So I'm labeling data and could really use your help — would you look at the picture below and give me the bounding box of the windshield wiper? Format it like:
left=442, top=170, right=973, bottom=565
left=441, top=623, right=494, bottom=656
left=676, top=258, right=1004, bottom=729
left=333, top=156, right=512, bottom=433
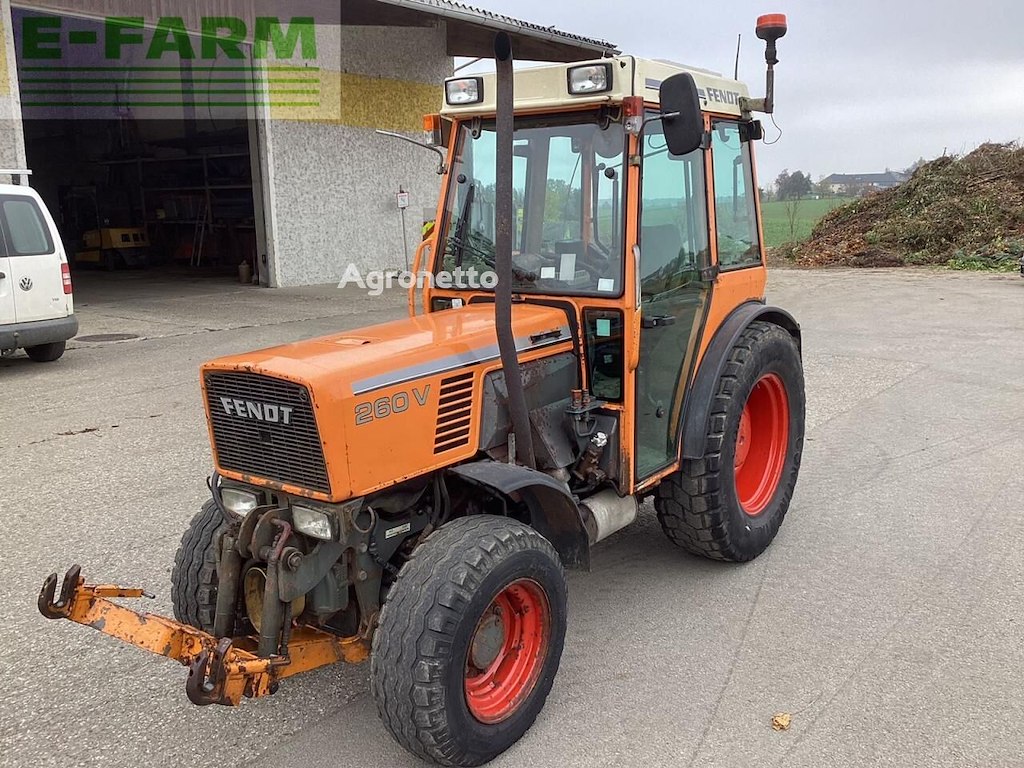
left=452, top=183, right=476, bottom=269
left=446, top=231, right=538, bottom=286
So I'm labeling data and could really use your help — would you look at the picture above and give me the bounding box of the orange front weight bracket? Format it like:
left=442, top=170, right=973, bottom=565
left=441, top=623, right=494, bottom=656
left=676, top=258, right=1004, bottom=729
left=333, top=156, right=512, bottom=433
left=38, top=565, right=370, bottom=706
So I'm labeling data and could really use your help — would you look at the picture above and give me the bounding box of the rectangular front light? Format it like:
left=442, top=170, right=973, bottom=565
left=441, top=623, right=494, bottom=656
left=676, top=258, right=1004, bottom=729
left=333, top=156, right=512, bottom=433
left=293, top=505, right=334, bottom=540
left=221, top=487, right=259, bottom=517
left=568, top=63, right=612, bottom=95
left=445, top=77, right=483, bottom=105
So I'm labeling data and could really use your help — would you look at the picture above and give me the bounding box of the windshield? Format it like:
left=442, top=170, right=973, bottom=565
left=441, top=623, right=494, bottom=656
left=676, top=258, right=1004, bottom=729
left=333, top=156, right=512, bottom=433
left=439, top=113, right=626, bottom=296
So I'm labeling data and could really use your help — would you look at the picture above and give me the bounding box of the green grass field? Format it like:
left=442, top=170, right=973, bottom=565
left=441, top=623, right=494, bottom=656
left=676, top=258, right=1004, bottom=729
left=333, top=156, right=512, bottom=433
left=760, top=197, right=853, bottom=248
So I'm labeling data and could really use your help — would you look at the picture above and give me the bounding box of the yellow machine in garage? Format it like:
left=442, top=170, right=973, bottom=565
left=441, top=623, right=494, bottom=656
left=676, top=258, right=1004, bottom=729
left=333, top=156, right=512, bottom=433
left=76, top=227, right=150, bottom=269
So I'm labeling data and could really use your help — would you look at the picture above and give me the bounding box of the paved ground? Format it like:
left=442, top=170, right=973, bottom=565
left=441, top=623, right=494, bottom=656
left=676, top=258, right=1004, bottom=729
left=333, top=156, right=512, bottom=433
left=1, top=268, right=1022, bottom=768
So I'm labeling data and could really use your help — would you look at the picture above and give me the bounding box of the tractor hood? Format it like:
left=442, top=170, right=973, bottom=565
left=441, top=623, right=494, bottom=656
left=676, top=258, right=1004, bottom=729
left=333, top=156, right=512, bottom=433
left=200, top=303, right=574, bottom=501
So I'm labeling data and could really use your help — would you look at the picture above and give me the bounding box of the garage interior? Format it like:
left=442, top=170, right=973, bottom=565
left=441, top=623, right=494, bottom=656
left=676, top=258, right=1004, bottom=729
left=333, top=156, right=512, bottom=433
left=13, top=7, right=262, bottom=286
left=24, top=117, right=258, bottom=275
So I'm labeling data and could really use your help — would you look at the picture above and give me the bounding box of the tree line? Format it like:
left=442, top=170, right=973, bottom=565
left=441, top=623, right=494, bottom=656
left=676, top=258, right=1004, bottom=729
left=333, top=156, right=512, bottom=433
left=772, top=169, right=813, bottom=201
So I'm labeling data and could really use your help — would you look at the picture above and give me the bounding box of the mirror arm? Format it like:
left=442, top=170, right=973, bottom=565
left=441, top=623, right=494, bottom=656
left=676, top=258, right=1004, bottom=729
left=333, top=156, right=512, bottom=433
left=374, top=129, right=448, bottom=175
left=739, top=96, right=768, bottom=118
left=636, top=110, right=679, bottom=138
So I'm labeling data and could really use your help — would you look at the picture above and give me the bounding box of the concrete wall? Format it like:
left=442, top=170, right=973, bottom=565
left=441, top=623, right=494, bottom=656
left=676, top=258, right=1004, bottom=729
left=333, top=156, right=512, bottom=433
left=0, top=0, right=26, bottom=175
left=262, top=23, right=451, bottom=287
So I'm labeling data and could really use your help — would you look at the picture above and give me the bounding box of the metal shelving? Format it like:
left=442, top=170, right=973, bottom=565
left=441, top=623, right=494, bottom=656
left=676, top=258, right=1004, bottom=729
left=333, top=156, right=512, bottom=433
left=99, top=150, right=256, bottom=265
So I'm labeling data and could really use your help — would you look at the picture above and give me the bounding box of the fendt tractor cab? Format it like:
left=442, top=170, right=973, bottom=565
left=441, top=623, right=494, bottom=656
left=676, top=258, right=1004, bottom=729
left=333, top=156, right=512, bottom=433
left=39, top=16, right=803, bottom=767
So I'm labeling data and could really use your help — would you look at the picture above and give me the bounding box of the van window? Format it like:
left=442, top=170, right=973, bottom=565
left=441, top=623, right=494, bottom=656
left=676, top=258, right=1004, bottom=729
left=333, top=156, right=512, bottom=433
left=2, top=197, right=54, bottom=256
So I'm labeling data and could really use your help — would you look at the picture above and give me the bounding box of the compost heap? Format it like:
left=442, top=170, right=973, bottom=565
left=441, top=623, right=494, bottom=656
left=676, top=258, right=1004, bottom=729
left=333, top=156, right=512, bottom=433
left=789, top=142, right=1024, bottom=268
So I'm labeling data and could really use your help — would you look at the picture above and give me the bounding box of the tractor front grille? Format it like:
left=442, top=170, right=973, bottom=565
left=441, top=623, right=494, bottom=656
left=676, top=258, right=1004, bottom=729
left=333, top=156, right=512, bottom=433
left=204, top=371, right=330, bottom=494
left=434, top=372, right=474, bottom=454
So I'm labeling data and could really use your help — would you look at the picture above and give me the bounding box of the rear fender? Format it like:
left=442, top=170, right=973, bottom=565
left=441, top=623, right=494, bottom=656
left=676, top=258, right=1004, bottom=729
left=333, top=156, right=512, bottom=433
left=681, top=302, right=801, bottom=460
left=448, top=461, right=589, bottom=569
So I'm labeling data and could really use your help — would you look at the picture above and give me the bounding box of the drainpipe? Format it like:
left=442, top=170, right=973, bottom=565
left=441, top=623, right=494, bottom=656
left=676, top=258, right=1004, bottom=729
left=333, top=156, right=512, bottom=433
left=493, top=32, right=535, bottom=469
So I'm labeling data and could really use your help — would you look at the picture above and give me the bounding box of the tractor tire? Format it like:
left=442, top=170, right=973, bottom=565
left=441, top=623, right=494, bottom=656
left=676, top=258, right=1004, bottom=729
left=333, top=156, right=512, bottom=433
left=25, top=341, right=65, bottom=362
left=171, top=500, right=224, bottom=632
left=371, top=516, right=567, bottom=767
left=656, top=321, right=804, bottom=562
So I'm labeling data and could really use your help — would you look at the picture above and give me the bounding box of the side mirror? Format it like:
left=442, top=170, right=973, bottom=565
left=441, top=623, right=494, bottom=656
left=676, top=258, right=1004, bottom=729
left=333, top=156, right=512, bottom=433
left=659, top=73, right=704, bottom=156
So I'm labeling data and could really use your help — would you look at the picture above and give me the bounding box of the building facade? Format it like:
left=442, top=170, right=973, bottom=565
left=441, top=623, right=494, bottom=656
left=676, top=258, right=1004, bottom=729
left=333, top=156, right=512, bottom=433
left=0, top=0, right=613, bottom=288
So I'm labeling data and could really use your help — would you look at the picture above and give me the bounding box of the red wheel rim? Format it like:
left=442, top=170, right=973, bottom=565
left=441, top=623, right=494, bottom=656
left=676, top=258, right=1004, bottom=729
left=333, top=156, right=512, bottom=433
left=733, top=373, right=790, bottom=516
left=464, top=579, right=550, bottom=724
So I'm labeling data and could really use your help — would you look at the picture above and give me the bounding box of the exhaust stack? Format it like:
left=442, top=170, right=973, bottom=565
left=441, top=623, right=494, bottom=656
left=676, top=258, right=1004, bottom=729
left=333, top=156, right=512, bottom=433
left=493, top=31, right=536, bottom=469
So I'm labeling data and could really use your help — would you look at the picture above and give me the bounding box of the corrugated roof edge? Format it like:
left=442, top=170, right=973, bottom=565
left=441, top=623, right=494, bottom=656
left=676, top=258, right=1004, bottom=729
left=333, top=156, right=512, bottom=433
left=373, top=0, right=620, bottom=55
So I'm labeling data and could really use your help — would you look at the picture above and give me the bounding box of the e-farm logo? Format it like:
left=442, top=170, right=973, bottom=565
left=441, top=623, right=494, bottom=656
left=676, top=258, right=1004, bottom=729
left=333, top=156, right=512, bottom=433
left=19, top=15, right=320, bottom=110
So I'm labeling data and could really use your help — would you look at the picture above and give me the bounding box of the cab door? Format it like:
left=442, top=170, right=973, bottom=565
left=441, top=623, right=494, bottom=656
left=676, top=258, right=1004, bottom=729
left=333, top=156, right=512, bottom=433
left=633, top=123, right=712, bottom=481
left=1, top=192, right=67, bottom=323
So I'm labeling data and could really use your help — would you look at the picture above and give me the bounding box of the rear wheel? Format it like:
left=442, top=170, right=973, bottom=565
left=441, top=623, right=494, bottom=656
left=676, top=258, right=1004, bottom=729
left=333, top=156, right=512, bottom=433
left=371, top=516, right=567, bottom=767
left=656, top=321, right=805, bottom=561
left=25, top=341, right=65, bottom=362
left=171, top=500, right=224, bottom=632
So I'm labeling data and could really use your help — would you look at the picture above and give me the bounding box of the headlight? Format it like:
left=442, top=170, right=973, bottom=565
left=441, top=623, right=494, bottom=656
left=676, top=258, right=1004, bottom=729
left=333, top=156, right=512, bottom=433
left=568, top=63, right=612, bottom=95
left=445, top=77, right=483, bottom=105
left=293, top=505, right=334, bottom=540
left=221, top=487, right=259, bottom=517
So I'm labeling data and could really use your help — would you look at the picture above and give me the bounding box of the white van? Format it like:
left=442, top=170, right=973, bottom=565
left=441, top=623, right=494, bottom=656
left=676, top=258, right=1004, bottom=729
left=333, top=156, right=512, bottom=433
left=0, top=174, right=78, bottom=363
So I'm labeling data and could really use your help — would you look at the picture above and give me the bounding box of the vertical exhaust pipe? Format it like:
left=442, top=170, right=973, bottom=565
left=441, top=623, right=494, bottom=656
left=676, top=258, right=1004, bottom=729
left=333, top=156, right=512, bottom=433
left=493, top=32, right=535, bottom=469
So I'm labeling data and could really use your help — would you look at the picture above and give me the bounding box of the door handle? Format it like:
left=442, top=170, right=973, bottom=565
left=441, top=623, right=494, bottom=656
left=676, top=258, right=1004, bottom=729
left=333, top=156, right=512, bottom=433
left=641, top=314, right=676, bottom=329
left=529, top=328, right=564, bottom=344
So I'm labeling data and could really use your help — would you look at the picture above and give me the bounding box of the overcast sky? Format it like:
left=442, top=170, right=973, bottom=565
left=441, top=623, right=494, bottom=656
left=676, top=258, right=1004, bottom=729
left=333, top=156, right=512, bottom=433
left=457, top=0, right=1024, bottom=184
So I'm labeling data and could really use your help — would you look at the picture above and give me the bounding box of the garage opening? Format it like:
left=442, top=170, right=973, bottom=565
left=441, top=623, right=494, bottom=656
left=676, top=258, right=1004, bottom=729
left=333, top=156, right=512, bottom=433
left=12, top=8, right=267, bottom=293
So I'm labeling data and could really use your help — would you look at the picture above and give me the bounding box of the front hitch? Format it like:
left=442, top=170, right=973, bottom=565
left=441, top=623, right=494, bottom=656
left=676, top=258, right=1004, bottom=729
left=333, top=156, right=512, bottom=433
left=38, top=565, right=81, bottom=619
left=39, top=564, right=155, bottom=619
left=186, top=637, right=240, bottom=706
left=37, top=566, right=370, bottom=706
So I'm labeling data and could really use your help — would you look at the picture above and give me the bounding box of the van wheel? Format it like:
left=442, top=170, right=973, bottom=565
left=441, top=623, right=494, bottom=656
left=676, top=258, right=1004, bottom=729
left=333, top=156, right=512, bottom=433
left=656, top=321, right=805, bottom=562
left=25, top=341, right=66, bottom=362
left=371, top=516, right=567, bottom=766
left=171, top=500, right=224, bottom=632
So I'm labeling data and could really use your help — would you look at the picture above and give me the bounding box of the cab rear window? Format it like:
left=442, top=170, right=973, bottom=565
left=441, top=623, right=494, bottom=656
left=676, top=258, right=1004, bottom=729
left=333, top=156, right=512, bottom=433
left=1, top=196, right=53, bottom=256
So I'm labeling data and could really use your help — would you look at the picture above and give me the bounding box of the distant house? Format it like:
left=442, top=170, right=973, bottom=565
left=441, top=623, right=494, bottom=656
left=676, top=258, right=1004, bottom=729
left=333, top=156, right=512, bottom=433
left=821, top=171, right=908, bottom=195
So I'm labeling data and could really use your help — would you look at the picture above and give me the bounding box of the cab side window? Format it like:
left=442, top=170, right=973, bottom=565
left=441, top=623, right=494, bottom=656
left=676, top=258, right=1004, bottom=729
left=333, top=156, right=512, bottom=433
left=639, top=121, right=708, bottom=297
left=710, top=122, right=760, bottom=269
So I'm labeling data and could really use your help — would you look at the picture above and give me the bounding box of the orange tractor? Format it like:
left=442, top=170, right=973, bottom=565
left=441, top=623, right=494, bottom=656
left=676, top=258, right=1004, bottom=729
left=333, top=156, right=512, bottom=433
left=39, top=16, right=802, bottom=766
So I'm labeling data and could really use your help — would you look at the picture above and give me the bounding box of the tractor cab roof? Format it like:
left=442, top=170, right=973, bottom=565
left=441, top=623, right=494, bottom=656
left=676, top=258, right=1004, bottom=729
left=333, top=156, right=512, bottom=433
left=440, top=56, right=751, bottom=119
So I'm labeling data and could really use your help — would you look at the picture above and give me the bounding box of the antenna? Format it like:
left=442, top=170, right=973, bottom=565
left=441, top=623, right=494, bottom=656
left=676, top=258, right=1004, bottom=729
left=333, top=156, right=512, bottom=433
left=734, top=33, right=742, bottom=80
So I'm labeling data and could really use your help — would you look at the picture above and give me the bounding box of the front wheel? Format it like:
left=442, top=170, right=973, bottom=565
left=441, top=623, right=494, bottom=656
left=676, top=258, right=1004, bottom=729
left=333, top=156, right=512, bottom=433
left=170, top=500, right=224, bottom=632
left=656, top=321, right=805, bottom=561
left=371, top=515, right=567, bottom=767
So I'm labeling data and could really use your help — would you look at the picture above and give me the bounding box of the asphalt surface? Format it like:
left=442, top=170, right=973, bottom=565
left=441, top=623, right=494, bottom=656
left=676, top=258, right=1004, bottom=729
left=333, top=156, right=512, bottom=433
left=1, top=268, right=1022, bottom=768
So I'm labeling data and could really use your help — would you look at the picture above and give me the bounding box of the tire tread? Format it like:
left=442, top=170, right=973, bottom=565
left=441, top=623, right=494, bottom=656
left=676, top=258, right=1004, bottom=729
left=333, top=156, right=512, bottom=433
left=170, top=500, right=223, bottom=631
left=371, top=515, right=564, bottom=766
left=655, top=321, right=803, bottom=562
